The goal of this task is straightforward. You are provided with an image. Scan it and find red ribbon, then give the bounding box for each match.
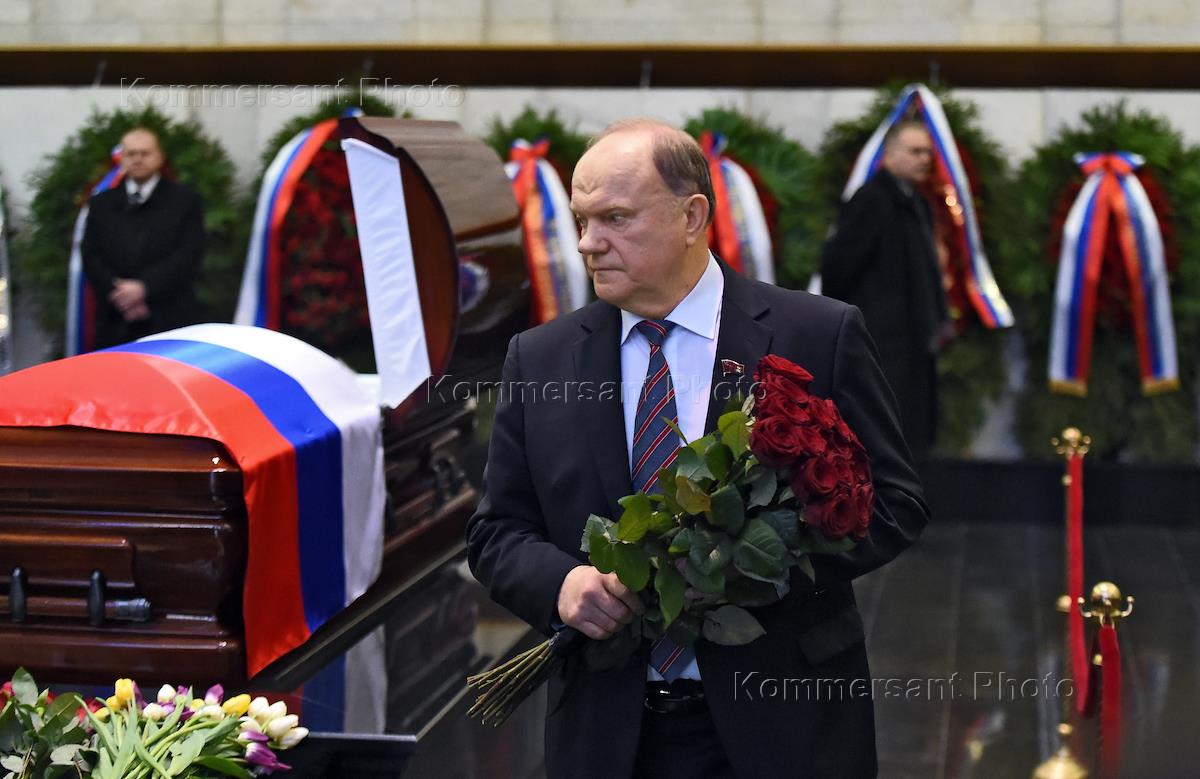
[508,139,558,324]
[699,132,743,274]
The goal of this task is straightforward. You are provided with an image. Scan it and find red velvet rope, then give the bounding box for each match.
[1066,453,1089,714]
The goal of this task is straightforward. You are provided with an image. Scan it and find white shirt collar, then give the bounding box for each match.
[620,253,723,344]
[125,173,161,200]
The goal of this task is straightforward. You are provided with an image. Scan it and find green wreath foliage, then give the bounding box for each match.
[1002,104,1200,462]
[814,84,1015,454]
[16,105,238,356]
[682,107,821,292]
[485,106,589,174]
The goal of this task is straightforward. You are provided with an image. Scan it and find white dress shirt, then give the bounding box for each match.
[619,253,724,680]
[125,174,160,204]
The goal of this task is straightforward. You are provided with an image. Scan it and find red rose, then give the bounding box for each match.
[756,355,814,390]
[749,415,808,467]
[810,397,839,429]
[804,489,860,540]
[797,455,840,498]
[851,483,875,538]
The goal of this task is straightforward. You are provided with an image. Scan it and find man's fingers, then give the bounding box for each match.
[602,573,643,615]
[588,588,633,626]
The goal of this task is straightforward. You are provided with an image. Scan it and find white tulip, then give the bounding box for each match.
[260,701,287,725]
[157,685,176,705]
[143,703,167,721]
[278,727,309,749]
[199,705,225,720]
[247,696,270,721]
[239,716,263,733]
[265,715,299,740]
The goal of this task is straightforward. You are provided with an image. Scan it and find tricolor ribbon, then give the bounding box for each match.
[821,84,1012,328]
[699,131,775,284]
[0,324,386,678]
[65,146,125,356]
[1049,152,1179,396]
[235,111,362,331]
[504,139,589,323]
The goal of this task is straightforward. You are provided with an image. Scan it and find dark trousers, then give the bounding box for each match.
[632,705,737,779]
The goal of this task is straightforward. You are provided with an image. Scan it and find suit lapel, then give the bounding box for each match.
[572,303,633,518]
[704,264,773,432]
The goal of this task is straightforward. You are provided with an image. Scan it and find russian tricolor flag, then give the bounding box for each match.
[0,323,386,677]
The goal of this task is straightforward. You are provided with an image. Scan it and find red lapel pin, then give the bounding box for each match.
[721,359,744,377]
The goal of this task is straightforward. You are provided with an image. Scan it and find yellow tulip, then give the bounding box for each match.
[94,707,112,722]
[222,694,251,717]
[189,699,204,711]
[106,695,122,710]
[114,678,134,706]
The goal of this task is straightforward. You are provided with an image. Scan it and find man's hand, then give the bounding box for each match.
[109,279,148,314]
[122,302,151,322]
[556,565,642,640]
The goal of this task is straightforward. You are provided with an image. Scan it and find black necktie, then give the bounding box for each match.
[129,190,144,208]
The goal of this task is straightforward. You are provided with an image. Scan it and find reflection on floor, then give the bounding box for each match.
[402,523,1200,778]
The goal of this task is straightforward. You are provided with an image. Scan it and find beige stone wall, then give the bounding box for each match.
[1,0,1198,46]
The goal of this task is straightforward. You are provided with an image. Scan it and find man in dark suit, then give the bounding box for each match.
[467,119,928,778]
[819,120,949,460]
[81,127,205,349]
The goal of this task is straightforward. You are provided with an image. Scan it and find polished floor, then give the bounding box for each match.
[401,521,1200,779]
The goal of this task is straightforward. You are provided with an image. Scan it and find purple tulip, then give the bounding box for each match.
[133,682,145,710]
[238,729,269,744]
[204,684,224,705]
[179,706,195,722]
[245,742,291,773]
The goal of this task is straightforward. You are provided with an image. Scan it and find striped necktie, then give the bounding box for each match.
[632,319,693,681]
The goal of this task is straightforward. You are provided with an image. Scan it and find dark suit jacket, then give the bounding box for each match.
[81,177,206,349]
[467,262,929,778]
[819,170,946,459]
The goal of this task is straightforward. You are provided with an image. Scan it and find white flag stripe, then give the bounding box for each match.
[140,323,385,608]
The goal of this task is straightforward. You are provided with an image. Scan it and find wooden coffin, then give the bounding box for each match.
[0,119,525,687]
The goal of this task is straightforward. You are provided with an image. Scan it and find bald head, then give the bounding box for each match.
[120,127,164,184]
[590,119,714,226]
[571,119,713,318]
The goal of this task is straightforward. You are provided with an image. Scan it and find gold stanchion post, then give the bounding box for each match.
[1031,428,1092,779]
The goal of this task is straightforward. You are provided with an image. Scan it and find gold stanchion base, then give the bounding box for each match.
[1032,747,1088,779]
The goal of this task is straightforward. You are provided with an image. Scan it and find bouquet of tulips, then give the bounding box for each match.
[467,354,875,725]
[0,669,307,778]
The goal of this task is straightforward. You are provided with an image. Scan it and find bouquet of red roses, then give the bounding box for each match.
[467,354,874,725]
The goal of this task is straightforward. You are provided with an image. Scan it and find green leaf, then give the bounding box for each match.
[718,410,750,456]
[668,527,694,555]
[725,576,787,607]
[661,416,690,446]
[84,709,118,764]
[748,466,777,508]
[703,605,766,645]
[648,510,675,536]
[0,703,23,753]
[616,493,654,543]
[654,564,686,627]
[757,508,801,548]
[10,669,38,706]
[613,544,651,591]
[674,447,712,482]
[666,612,701,647]
[584,625,641,672]
[797,523,857,555]
[704,441,733,481]
[683,560,725,594]
[675,476,711,515]
[168,731,206,775]
[132,736,174,779]
[795,554,816,585]
[193,756,252,778]
[585,516,618,573]
[688,529,732,576]
[732,518,788,583]
[706,484,745,534]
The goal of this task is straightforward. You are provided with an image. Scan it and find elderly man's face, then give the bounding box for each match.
[883,126,933,184]
[571,132,696,317]
[120,130,165,184]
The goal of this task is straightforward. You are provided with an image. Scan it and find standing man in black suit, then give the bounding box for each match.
[819,120,949,461]
[81,127,205,349]
[467,119,929,778]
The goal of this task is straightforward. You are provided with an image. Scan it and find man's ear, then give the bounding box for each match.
[683,194,710,244]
